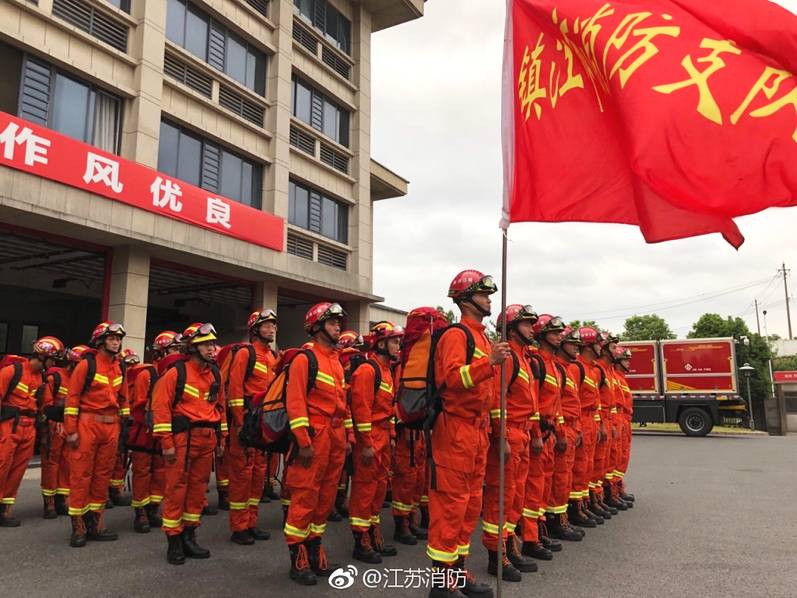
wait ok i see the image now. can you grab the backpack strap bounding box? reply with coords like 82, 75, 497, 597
530, 353, 546, 391
596, 362, 608, 387
365, 359, 383, 394
507, 351, 521, 390
554, 362, 568, 390
172, 360, 187, 409
3, 362, 23, 403
304, 349, 318, 396
573, 360, 586, 386
208, 363, 221, 403
143, 365, 158, 410
244, 345, 257, 383
81, 353, 97, 396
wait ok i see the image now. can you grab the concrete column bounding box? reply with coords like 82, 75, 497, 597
107, 246, 150, 356
344, 300, 371, 336
253, 278, 280, 349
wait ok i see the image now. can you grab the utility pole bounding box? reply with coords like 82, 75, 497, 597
754, 299, 761, 335
780, 262, 793, 339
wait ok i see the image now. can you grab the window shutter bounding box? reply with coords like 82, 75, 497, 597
207, 20, 226, 72
313, 0, 326, 30
308, 191, 322, 234
310, 91, 324, 132
18, 58, 52, 126
201, 142, 221, 193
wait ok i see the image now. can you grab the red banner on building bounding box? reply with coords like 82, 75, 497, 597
774, 371, 797, 383
0, 111, 284, 252
502, 0, 797, 247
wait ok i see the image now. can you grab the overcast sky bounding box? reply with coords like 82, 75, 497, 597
369, 0, 797, 340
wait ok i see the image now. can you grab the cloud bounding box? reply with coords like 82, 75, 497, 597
370, 0, 797, 340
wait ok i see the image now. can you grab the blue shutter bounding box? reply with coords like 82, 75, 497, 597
18, 58, 52, 125
313, 0, 326, 30
308, 191, 322, 234
201, 142, 221, 193
207, 20, 226, 72
310, 91, 324, 132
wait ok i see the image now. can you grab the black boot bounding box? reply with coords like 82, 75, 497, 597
420, 505, 430, 529
546, 513, 583, 542
0, 504, 19, 527
352, 531, 382, 564
428, 561, 467, 598
538, 520, 562, 552
264, 480, 280, 501
42, 495, 57, 519
522, 540, 553, 560
383, 489, 392, 509
54, 494, 69, 516
167, 533, 186, 565
334, 487, 349, 518
582, 498, 604, 524
217, 487, 229, 511
487, 550, 522, 581
249, 527, 270, 541
182, 526, 210, 558
370, 524, 398, 556
456, 558, 494, 597
231, 530, 255, 545
86, 510, 118, 541
506, 534, 538, 572
568, 501, 596, 528
604, 484, 628, 511
590, 492, 612, 519
133, 507, 151, 533
289, 542, 317, 586
620, 491, 636, 502
145, 503, 163, 528
409, 508, 428, 540
326, 507, 343, 522
393, 514, 418, 545
109, 487, 131, 507
70, 515, 87, 547
202, 503, 218, 516
596, 492, 618, 515
307, 537, 338, 577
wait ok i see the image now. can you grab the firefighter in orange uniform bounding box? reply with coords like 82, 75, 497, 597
39, 344, 86, 519
127, 333, 179, 534
573, 327, 606, 524
284, 302, 348, 586
349, 321, 403, 563
65, 322, 127, 546
481, 305, 539, 581
226, 309, 278, 545
557, 328, 598, 530
152, 322, 226, 565
613, 347, 635, 504
427, 270, 509, 598
0, 337, 65, 526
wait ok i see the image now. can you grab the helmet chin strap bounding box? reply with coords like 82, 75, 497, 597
318, 325, 337, 347
590, 345, 602, 359
510, 327, 534, 346
464, 296, 491, 318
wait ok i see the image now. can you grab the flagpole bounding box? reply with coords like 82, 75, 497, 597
496, 226, 509, 598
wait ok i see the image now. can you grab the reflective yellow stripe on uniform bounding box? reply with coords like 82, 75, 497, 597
522, 508, 540, 519
309, 523, 326, 535
529, 412, 540, 421
459, 365, 474, 389
391, 500, 413, 513
228, 398, 245, 408
284, 523, 309, 538
379, 382, 393, 394
64, 407, 79, 416
344, 418, 353, 429
253, 362, 269, 375
355, 422, 372, 432
57, 386, 68, 396
316, 371, 336, 387
15, 382, 30, 394
544, 374, 558, 387
182, 512, 201, 522
350, 517, 372, 528
119, 408, 130, 416
457, 544, 470, 556
565, 378, 576, 390
426, 545, 459, 563
183, 384, 199, 399
473, 348, 487, 359
489, 409, 505, 420
113, 376, 123, 388
517, 368, 530, 384
482, 520, 501, 535
94, 374, 109, 385
584, 377, 598, 388
228, 501, 248, 511
289, 417, 309, 430
162, 517, 182, 529
152, 423, 172, 433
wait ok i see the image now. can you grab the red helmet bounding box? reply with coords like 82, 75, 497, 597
32, 336, 66, 360
339, 330, 364, 350
365, 321, 404, 349
182, 322, 218, 346
152, 330, 182, 356
614, 346, 632, 362
68, 345, 91, 363
90, 321, 126, 347
119, 348, 140, 366
447, 270, 497, 301
496, 304, 538, 330
561, 326, 582, 346
532, 314, 566, 338
304, 302, 346, 334
579, 326, 600, 345
247, 309, 277, 332
599, 330, 619, 347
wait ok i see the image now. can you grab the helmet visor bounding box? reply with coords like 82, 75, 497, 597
107, 323, 126, 336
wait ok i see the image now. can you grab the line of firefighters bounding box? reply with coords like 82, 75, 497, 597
0, 268, 634, 597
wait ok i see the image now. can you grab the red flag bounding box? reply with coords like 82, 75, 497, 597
502, 0, 797, 247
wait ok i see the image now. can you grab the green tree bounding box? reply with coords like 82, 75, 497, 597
568, 319, 599, 330
436, 306, 456, 325
773, 355, 797, 371
622, 314, 676, 341
689, 313, 773, 429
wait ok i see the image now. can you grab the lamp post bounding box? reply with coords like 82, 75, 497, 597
739, 363, 756, 431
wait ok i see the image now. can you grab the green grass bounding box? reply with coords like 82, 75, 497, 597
632, 422, 764, 435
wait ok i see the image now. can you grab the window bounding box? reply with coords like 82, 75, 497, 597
166, 0, 266, 96
289, 180, 348, 244
291, 77, 349, 147
21, 325, 39, 354
293, 0, 351, 55
105, 0, 131, 12
158, 121, 262, 208
16, 58, 121, 153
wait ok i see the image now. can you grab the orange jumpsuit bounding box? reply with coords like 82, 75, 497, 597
283, 343, 347, 545
349, 357, 395, 533
482, 339, 536, 552
534, 348, 563, 520
614, 369, 633, 487
227, 341, 277, 532
519, 352, 544, 545
65, 351, 126, 517
152, 358, 226, 536
426, 317, 495, 565
0, 360, 46, 507
592, 362, 615, 498
129, 367, 166, 508
573, 357, 601, 501
391, 428, 426, 518
40, 367, 72, 500
548, 357, 581, 514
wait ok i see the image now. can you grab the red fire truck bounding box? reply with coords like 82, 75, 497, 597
622, 338, 748, 436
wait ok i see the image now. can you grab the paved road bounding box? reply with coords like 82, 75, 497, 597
2, 433, 796, 597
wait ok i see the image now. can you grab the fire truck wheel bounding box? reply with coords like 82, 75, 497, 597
678, 407, 713, 437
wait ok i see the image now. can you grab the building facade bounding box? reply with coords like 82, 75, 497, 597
0, 0, 421, 354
